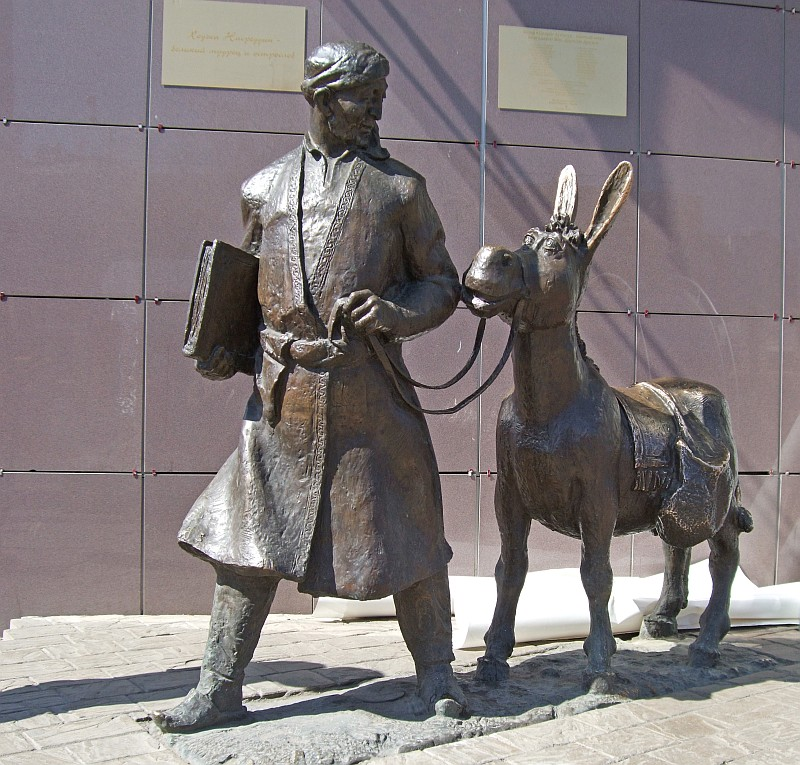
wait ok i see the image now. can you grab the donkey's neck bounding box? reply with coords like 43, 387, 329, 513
511, 320, 597, 424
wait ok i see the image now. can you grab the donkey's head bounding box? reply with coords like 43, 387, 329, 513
462, 162, 632, 331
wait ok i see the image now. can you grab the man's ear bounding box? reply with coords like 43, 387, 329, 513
313, 88, 334, 117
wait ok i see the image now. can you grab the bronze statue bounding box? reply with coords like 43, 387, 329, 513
154, 41, 467, 734
462, 162, 753, 692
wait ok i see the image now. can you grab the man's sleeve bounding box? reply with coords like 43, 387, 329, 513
240, 179, 264, 255
383, 178, 460, 341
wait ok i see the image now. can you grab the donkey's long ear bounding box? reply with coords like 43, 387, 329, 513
553, 165, 577, 224
585, 161, 633, 253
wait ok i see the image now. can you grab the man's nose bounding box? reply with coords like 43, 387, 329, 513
368, 99, 382, 119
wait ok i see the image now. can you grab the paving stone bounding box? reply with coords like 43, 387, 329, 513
747, 642, 800, 662
503, 741, 615, 764
764, 628, 800, 641
645, 711, 727, 739
1, 618, 799, 765
0, 647, 54, 665
9, 711, 65, 731
719, 715, 800, 748
144, 693, 187, 713
22, 714, 142, 748
690, 681, 764, 702
379, 753, 440, 764
94, 754, 188, 765
2, 636, 76, 649
6, 621, 80, 637
697, 696, 781, 730
629, 692, 706, 718
423, 744, 497, 764
0, 679, 31, 692
52, 679, 144, 704
0, 690, 71, 718
43, 641, 129, 660
120, 635, 205, 652
643, 734, 753, 765
725, 756, 778, 765
0, 731, 34, 755
504, 716, 605, 749
720, 673, 792, 692
583, 723, 677, 760
436, 733, 523, 760
0, 660, 75, 681
59, 698, 146, 718
66, 648, 184, 670
126, 668, 199, 695
65, 731, 166, 763
0, 751, 81, 764
103, 662, 175, 685
578, 700, 666, 730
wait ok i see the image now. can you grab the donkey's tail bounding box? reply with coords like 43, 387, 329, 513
731, 484, 753, 533
734, 505, 754, 533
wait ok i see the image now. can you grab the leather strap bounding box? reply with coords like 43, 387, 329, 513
369, 316, 516, 415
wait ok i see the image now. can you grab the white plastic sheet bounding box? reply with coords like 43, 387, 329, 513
313, 561, 800, 650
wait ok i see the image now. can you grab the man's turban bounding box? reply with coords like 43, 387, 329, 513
301, 41, 389, 103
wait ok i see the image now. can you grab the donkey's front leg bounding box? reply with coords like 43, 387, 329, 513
476, 478, 530, 683
580, 504, 617, 693
689, 507, 741, 668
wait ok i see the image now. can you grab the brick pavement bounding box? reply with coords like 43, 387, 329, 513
0, 614, 797, 764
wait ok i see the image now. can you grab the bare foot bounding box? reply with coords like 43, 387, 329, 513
152, 689, 247, 734
414, 663, 468, 719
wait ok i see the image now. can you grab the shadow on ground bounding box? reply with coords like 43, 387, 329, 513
0, 660, 382, 724
155, 630, 796, 765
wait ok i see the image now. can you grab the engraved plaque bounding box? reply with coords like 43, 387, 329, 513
498, 25, 627, 117
162, 0, 306, 92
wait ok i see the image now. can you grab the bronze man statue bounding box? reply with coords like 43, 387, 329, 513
153, 41, 467, 733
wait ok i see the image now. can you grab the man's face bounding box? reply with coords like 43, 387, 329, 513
324, 79, 387, 149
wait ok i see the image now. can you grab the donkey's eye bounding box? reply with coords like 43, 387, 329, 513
542, 237, 564, 256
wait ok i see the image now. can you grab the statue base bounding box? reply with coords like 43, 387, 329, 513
154, 631, 778, 765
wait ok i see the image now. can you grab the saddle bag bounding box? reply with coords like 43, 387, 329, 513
618, 382, 734, 548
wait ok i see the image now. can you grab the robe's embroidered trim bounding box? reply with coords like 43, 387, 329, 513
287, 150, 306, 308
308, 157, 366, 302
295, 372, 329, 570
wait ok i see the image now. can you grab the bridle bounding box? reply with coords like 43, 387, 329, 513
370, 238, 576, 417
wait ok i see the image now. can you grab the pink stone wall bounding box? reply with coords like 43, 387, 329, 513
1, 0, 797, 628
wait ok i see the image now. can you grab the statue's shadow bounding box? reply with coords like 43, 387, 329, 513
242, 634, 784, 726
461, 634, 787, 719
0, 660, 382, 725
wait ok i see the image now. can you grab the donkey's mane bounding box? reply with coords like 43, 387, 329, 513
575, 321, 600, 374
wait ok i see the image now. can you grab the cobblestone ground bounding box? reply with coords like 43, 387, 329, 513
0, 614, 797, 764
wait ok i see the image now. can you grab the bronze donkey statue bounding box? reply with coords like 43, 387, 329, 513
462, 162, 753, 692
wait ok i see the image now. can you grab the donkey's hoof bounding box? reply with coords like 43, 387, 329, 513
688, 643, 720, 669
475, 655, 509, 683
641, 615, 678, 639
582, 670, 616, 695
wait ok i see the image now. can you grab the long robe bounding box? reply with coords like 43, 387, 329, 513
178, 140, 460, 600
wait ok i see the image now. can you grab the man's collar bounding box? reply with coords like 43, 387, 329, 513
303, 133, 389, 161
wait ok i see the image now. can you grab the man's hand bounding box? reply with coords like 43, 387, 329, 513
196, 346, 237, 380
332, 289, 403, 336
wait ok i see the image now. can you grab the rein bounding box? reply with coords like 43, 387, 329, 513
369, 312, 518, 416
379, 317, 486, 391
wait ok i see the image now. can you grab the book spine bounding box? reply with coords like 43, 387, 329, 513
183, 243, 215, 356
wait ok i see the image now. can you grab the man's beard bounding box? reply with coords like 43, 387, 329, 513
327, 115, 378, 151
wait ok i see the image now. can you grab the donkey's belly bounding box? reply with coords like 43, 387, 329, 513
508, 444, 591, 539
502, 411, 659, 539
